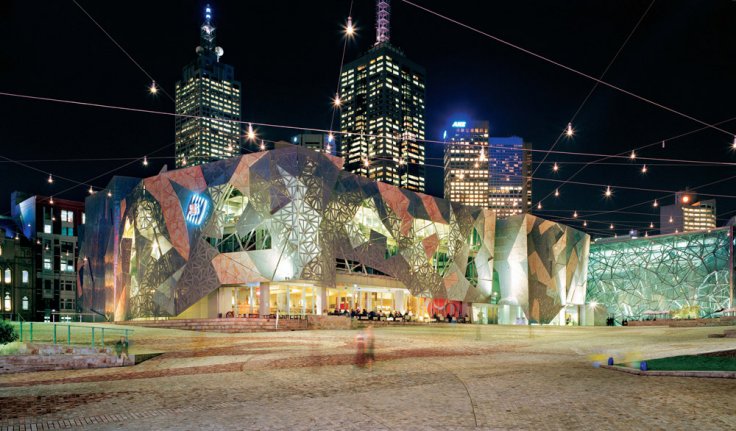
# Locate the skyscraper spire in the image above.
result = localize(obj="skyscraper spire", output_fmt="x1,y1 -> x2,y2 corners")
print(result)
197,4 -> 224,61
375,0 -> 390,45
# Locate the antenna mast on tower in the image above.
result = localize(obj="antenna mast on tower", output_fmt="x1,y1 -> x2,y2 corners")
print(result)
375,0 -> 391,45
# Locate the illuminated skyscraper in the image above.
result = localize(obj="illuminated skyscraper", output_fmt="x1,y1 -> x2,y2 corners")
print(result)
489,136 -> 532,218
443,121 -> 490,207
660,191 -> 716,234
339,0 -> 426,192
175,4 -> 241,168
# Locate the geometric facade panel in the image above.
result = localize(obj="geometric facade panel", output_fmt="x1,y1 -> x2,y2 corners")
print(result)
587,228 -> 734,321
79,146 -> 589,321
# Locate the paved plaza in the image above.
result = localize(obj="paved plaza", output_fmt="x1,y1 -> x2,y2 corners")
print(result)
1,324 -> 735,430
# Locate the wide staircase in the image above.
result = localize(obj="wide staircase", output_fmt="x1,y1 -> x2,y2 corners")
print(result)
119,317 -> 308,333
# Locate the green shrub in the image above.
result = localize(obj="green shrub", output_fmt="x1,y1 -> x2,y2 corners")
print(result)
0,320 -> 18,344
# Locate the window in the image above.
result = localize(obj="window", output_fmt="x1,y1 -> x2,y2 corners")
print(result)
44,224 -> 52,234
22,296 -> 28,311
22,270 -> 28,284
43,258 -> 52,271
61,210 -> 74,223
3,293 -> 10,311
3,269 -> 10,284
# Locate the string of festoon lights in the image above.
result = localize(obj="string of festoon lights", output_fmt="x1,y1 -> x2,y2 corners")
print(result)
530,0 -> 657,178
399,0 -> 733,137
3,89 -> 736,228
6,1 -> 735,238
72,0 -> 173,102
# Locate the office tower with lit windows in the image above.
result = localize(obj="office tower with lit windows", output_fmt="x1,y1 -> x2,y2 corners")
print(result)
489,136 -> 532,218
443,121 -> 490,207
175,5 -> 242,168
660,191 -> 716,234
339,0 -> 427,192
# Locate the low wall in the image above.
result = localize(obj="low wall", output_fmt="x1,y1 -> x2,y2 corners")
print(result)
306,315 -> 351,330
627,317 -> 736,327
0,343 -> 133,374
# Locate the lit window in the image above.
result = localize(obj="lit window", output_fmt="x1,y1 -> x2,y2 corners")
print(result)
44,224 -> 52,234
22,270 -> 28,284
3,269 -> 10,284
4,293 -> 10,311
43,258 -> 52,271
22,296 -> 28,311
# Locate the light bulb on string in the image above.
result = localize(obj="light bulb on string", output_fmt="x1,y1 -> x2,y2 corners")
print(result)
363,157 -> 370,168
644,231 -> 649,237
345,16 -> 355,37
259,140 -> 266,151
554,189 -> 560,197
182,156 -> 187,166
47,174 -> 54,184
629,150 -> 636,160
88,186 -> 94,195
653,199 -> 658,208
675,229 -> 679,233
669,216 -> 673,223
333,94 -> 342,108
565,122 -> 574,137
604,186 -> 612,197
552,162 -> 559,172
107,190 -> 112,198
661,140 -> 666,149
328,132 -> 334,143
49,196 -> 54,205
537,201 -> 542,210
583,220 -> 587,227
247,123 -> 256,141
227,143 -> 233,152
641,164 -> 647,173
610,224 -> 614,230
143,156 -> 148,167
732,135 -> 736,150
325,143 -> 331,153
148,81 -> 158,95
573,211 -> 578,218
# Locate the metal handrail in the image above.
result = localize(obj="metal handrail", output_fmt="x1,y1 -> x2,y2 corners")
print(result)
12,321 -> 133,347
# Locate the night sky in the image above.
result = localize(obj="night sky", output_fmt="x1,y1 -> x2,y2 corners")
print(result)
2,0 -> 736,237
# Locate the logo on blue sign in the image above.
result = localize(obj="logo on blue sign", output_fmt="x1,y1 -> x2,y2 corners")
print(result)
185,194 -> 209,225
452,121 -> 466,128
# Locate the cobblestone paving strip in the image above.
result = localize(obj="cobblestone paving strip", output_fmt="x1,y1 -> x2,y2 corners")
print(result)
0,326 -> 734,430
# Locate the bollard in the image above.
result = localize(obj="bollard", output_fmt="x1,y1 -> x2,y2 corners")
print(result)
101,328 -> 105,347
53,325 -> 57,344
67,325 -> 71,345
91,327 -> 95,346
640,361 -> 648,371
19,321 -> 23,342
607,357 -> 614,366
29,322 -> 33,342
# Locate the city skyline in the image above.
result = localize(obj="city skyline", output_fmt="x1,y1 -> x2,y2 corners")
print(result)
1,1 -> 736,238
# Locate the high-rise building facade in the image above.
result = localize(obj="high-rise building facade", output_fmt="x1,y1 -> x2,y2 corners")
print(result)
175,5 -> 241,168
443,121 -> 490,207
489,136 -> 532,218
339,0 -> 426,192
660,191 -> 716,234
11,192 -> 85,321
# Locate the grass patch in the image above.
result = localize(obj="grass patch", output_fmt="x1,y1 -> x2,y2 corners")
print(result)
630,354 -> 736,372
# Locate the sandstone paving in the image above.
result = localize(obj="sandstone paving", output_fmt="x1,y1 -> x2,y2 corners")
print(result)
0,325 -> 735,430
